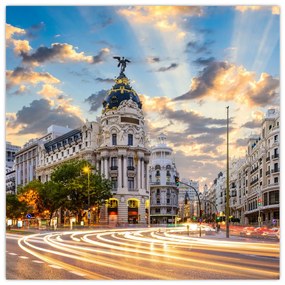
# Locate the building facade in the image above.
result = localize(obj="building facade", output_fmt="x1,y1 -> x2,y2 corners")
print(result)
149,134 -> 179,224
178,178 -> 200,221
207,109 -> 280,226
15,125 -> 72,191
35,70 -> 151,225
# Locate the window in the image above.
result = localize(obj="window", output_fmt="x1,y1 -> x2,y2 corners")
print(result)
112,134 -> 117,146
128,177 -> 134,190
274,177 -> 279,184
156,189 -> 160,195
73,147 -> 76,152
128,134 -> 133,146
155,208 -> 160,213
128,157 -> 134,167
167,198 -> 170,204
111,157 -> 117,167
263,193 -> 268,206
156,170 -> 160,177
274,135 -> 278,142
111,178 -> 118,190
269,191 -> 279,205
156,199 -> 160,204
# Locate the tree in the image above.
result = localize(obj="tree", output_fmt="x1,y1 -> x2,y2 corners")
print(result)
51,159 -> 112,223
6,194 -> 30,219
17,180 -> 45,217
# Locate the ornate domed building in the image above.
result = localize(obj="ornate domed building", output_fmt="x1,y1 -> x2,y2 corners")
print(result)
149,134 -> 179,224
96,64 -> 151,225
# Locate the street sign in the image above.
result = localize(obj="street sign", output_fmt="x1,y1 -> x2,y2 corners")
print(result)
88,212 -> 91,219
26,213 -> 32,219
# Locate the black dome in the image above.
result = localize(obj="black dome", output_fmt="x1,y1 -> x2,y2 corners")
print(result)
102,73 -> 142,111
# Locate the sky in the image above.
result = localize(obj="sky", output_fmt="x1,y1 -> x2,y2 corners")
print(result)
5,4 -> 280,188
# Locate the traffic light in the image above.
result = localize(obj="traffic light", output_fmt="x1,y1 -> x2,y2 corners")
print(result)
258,198 -> 262,206
174,176 -> 180,187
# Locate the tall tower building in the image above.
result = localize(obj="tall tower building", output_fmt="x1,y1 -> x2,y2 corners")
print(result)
149,134 -> 179,224
96,68 -> 151,225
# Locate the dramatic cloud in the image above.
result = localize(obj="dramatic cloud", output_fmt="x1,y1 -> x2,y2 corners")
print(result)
174,61 -> 279,107
37,84 -> 63,101
241,120 -> 261,129
157,63 -> 178,72
118,6 -> 203,31
9,99 -> 83,135
85,90 -> 108,112
6,23 -> 32,55
21,43 -> 109,66
235,6 -> 280,15
11,85 -> 27,96
185,40 -> 214,54
192,57 -> 215,66
6,67 -> 60,90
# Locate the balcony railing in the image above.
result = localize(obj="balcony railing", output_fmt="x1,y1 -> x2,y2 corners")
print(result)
272,154 -> 279,160
266,156 -> 270,162
110,165 -> 118,170
271,168 -> 280,174
266,170 -> 270,176
127,166 -> 135,171
250,178 -> 259,186
250,167 -> 258,174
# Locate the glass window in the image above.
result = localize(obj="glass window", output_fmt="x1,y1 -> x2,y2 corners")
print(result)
112,134 -> 117,145
128,177 -> 134,190
111,157 -> 117,167
128,134 -> 133,146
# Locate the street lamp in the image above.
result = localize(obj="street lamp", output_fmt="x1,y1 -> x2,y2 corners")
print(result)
83,166 -> 90,225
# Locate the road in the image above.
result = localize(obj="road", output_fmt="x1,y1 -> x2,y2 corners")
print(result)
6,227 -> 279,280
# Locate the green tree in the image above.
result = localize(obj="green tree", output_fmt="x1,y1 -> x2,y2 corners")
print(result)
6,194 -> 30,219
51,159 -> 112,223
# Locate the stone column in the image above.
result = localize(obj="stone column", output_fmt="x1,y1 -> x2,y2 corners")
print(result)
118,156 -> 122,188
123,156 -> 127,189
100,159 -> 104,176
104,158 -> 109,179
137,158 -> 141,189
142,160 -> 145,190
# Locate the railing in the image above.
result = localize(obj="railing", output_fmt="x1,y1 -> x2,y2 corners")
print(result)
110,165 -> 118,170
266,157 -> 270,162
250,178 -> 259,186
127,166 -> 135,171
272,154 -> 279,159
271,168 -> 280,173
266,170 -> 270,176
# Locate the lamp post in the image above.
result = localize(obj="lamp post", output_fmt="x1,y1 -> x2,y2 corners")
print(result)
226,106 -> 230,238
83,166 -> 90,225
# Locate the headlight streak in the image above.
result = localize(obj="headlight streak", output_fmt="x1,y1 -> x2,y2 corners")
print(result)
16,228 -> 279,279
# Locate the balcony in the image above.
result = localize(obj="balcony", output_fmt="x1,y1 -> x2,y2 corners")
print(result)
271,154 -> 279,160
150,181 -> 160,185
110,165 -> 118,177
250,178 -> 259,186
250,167 -> 258,174
266,156 -> 270,162
127,166 -> 135,171
271,168 -> 280,174
110,165 -> 118,170
266,170 -> 271,176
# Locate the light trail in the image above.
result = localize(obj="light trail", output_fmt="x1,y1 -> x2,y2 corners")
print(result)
15,227 -> 279,280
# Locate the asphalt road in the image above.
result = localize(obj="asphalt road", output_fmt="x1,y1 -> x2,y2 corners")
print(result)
6,227 -> 280,280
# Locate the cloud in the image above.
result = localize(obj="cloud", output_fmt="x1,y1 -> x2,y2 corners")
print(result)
26,22 -> 45,39
37,84 -> 63,101
157,63 -> 178,72
95,77 -> 114,83
118,6 -> 203,31
241,120 -> 261,129
6,23 -> 32,55
85,90 -> 108,112
236,138 -> 248,147
147,56 -> 161,64
21,43 -> 109,66
92,48 -> 110,64
8,99 -> 83,135
192,57 -> 215,66
174,61 -> 279,107
235,6 -> 280,15
6,67 -> 60,90
10,85 -> 28,96
186,40 -> 214,54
